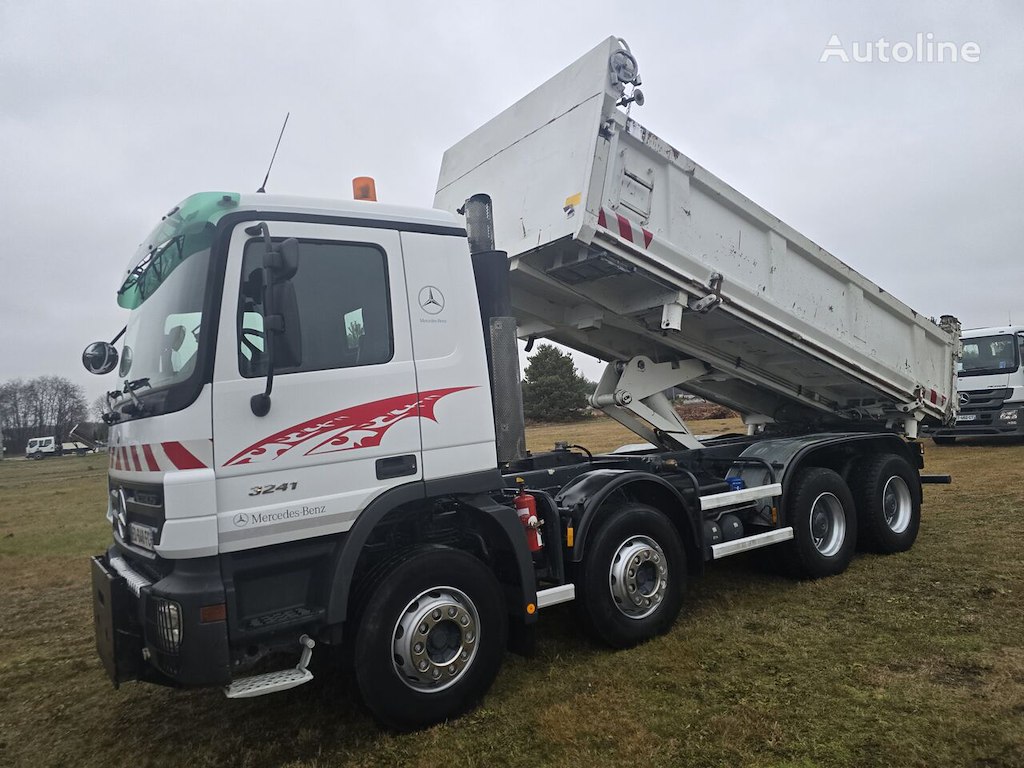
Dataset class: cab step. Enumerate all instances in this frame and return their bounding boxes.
[225,634,315,699]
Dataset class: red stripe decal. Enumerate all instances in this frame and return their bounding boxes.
[129,446,143,472]
[643,228,653,248]
[616,213,633,241]
[142,444,160,472]
[120,447,129,470]
[597,208,607,228]
[930,389,938,404]
[162,442,206,470]
[224,387,474,466]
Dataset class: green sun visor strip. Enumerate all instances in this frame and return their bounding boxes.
[117,192,240,309]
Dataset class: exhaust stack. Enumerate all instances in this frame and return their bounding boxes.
[465,194,526,464]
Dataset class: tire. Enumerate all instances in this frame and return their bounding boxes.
[932,436,955,446]
[851,453,921,553]
[576,503,686,649]
[783,467,857,579]
[352,546,506,730]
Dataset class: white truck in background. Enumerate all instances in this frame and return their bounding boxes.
[930,324,1024,443]
[83,37,958,729]
[25,436,92,459]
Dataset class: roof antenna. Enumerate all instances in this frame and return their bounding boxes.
[257,112,290,193]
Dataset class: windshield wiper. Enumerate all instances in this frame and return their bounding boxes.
[102,378,153,422]
[121,378,152,417]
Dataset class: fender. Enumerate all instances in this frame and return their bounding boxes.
[555,469,703,575]
[736,432,922,517]
[324,473,536,625]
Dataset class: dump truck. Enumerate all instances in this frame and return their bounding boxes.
[25,436,92,458]
[85,37,958,729]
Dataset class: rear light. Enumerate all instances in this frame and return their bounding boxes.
[155,598,183,653]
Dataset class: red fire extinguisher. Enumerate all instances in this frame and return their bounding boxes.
[514,477,544,553]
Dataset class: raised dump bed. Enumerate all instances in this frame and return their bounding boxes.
[435,37,958,436]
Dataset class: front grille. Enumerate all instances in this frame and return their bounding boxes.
[959,388,1012,412]
[109,479,165,553]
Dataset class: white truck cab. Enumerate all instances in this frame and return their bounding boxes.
[26,436,57,459]
[932,325,1024,443]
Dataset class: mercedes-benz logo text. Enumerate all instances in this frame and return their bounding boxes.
[418,286,445,315]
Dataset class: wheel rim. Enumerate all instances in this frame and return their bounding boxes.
[809,492,846,557]
[391,586,480,693]
[608,534,668,619]
[882,476,912,533]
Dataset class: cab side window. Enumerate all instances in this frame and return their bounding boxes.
[238,239,392,377]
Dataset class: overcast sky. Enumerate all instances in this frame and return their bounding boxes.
[1,1,1020,406]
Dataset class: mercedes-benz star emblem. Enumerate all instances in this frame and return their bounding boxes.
[114,488,128,540]
[418,286,445,315]
[233,513,250,528]
[959,392,971,405]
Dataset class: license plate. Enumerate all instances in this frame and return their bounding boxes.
[129,522,157,550]
[956,414,976,422]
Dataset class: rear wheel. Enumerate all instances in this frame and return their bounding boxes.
[851,454,921,553]
[352,547,506,730]
[784,467,857,579]
[577,503,686,648]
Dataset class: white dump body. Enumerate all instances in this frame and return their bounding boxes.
[435,37,958,430]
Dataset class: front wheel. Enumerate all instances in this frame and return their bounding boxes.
[352,546,506,730]
[783,467,857,579]
[577,503,686,649]
[852,454,921,553]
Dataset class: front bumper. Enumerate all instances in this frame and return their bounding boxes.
[932,408,1024,438]
[91,549,231,688]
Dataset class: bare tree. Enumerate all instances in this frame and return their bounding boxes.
[0,376,87,451]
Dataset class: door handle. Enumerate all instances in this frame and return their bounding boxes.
[376,454,418,480]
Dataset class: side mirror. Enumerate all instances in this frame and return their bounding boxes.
[82,341,119,375]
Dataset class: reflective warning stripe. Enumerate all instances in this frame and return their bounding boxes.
[596,208,654,250]
[108,440,211,472]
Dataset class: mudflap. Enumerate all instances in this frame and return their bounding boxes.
[91,555,142,686]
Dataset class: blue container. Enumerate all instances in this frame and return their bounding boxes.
[726,476,745,491]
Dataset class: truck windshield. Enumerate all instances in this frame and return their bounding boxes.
[109,192,240,420]
[958,334,1021,377]
[117,247,211,397]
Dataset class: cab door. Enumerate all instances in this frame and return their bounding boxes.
[210,220,420,553]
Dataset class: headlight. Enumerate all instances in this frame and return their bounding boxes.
[998,409,1020,424]
[155,599,183,653]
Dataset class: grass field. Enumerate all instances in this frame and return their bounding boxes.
[1,422,1022,768]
